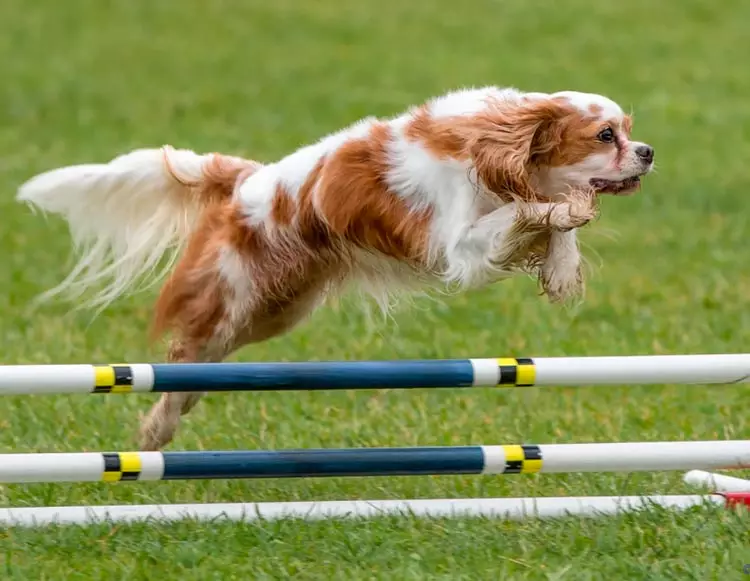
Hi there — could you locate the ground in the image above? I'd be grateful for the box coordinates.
[1,0,750,578]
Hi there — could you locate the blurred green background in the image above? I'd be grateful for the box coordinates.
[1,0,749,578]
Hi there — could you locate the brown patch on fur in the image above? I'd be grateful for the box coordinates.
[588,103,603,115]
[223,202,261,255]
[296,156,329,245]
[271,183,295,226]
[316,123,433,264]
[404,107,468,160]
[151,205,230,343]
[198,155,261,203]
[163,147,261,205]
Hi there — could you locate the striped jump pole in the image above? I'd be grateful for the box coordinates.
[1,353,750,395]
[1,441,748,484]
[3,493,750,527]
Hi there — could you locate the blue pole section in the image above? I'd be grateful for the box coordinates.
[152,360,477,392]
[161,447,486,479]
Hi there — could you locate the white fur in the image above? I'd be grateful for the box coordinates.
[551,91,623,119]
[17,147,211,310]
[427,86,523,118]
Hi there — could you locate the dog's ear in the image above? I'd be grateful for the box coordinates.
[469,99,569,202]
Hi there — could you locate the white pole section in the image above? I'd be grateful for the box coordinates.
[532,354,750,386]
[683,470,750,492]
[0,495,727,527]
[0,365,98,394]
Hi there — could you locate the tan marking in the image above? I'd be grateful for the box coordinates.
[404,107,468,160]
[270,183,295,226]
[151,204,232,343]
[296,156,329,244]
[316,123,433,263]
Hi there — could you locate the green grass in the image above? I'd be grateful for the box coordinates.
[1,0,750,577]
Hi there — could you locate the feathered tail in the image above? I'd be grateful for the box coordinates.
[17,146,258,311]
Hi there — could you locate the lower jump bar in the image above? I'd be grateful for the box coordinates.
[1,441,749,483]
[4,494,750,527]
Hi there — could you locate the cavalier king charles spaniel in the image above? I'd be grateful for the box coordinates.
[17,86,654,450]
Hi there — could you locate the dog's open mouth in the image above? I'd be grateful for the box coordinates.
[589,176,641,195]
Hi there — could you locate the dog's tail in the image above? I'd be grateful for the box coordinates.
[17,146,259,311]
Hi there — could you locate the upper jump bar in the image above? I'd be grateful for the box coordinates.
[1,354,749,396]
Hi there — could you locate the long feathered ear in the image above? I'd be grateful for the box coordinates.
[469,99,570,202]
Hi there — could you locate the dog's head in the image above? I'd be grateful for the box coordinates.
[468,90,654,201]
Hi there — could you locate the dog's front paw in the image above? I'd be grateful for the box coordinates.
[547,195,599,232]
[541,260,583,303]
[540,229,584,303]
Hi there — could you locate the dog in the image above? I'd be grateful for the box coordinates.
[17,86,654,450]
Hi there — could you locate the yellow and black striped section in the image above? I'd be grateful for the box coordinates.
[93,365,134,394]
[497,358,536,386]
[102,452,143,482]
[502,444,542,474]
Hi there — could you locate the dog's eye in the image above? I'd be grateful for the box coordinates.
[597,127,615,143]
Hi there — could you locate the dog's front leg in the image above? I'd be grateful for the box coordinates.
[444,197,596,293]
[445,201,563,287]
[538,191,598,302]
[540,229,583,302]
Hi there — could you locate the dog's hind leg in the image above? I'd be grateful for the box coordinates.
[136,194,339,451]
[136,202,243,451]
[138,291,327,451]
[138,337,232,451]
[136,250,332,450]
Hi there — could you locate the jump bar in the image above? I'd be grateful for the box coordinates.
[1,353,750,395]
[4,494,750,527]
[0,441,748,484]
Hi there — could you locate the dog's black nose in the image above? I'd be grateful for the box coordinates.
[635,145,654,164]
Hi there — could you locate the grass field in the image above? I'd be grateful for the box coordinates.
[1,0,750,578]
